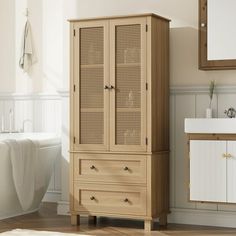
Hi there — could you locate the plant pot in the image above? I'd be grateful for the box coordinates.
[206,108,212,118]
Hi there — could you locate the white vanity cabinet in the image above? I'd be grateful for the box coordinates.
[185,118,236,204]
[189,138,236,203]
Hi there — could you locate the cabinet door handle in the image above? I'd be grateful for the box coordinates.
[124,198,129,202]
[227,153,232,158]
[123,166,129,171]
[90,165,96,170]
[104,85,109,90]
[222,153,233,159]
[90,196,95,200]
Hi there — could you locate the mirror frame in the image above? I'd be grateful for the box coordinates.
[199,0,236,70]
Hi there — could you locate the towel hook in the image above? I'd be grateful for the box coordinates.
[24,8,29,18]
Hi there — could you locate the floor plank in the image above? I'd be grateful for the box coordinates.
[1,203,236,235]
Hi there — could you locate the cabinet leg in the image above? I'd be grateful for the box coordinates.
[88,216,97,224]
[144,220,153,231]
[71,214,80,225]
[159,214,167,226]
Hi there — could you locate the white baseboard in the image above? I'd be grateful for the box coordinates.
[42,190,61,203]
[168,208,236,228]
[57,201,70,215]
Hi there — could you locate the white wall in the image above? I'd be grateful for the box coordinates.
[0,0,63,93]
[61,0,236,88]
[14,0,63,93]
[0,0,15,92]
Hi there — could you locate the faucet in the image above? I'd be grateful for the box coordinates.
[224,107,236,118]
[21,119,32,132]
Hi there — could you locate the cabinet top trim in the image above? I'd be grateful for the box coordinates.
[68,13,171,23]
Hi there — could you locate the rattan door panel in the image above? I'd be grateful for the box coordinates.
[73,21,109,151]
[110,18,147,152]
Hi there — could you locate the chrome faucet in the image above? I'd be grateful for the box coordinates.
[224,107,236,118]
[21,119,32,132]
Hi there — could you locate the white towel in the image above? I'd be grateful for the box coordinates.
[19,20,37,72]
[4,139,37,211]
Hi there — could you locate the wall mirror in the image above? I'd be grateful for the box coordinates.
[199,0,236,70]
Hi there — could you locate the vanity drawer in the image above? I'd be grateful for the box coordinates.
[73,154,147,184]
[73,183,147,216]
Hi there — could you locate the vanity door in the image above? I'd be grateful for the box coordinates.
[190,140,227,202]
[226,141,236,203]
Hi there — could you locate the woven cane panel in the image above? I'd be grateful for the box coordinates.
[80,27,104,65]
[79,27,104,144]
[116,67,141,108]
[80,68,103,108]
[115,25,141,64]
[80,112,104,144]
[116,112,141,145]
[115,24,141,145]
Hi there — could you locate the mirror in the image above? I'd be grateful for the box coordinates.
[199,0,236,70]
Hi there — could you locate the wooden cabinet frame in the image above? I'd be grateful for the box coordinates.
[69,14,170,231]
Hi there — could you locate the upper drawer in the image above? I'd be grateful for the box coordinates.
[73,154,147,184]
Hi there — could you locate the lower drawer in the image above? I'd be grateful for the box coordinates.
[73,183,147,216]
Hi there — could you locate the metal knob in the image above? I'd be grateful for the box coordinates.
[227,153,232,158]
[110,85,115,89]
[123,166,129,171]
[90,196,95,200]
[222,153,232,159]
[124,198,129,202]
[104,85,109,90]
[90,165,95,170]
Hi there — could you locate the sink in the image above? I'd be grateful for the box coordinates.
[185,118,236,134]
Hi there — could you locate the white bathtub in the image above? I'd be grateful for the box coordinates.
[0,132,61,220]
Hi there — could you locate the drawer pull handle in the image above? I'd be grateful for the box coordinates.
[90,196,95,200]
[124,166,129,171]
[90,165,96,170]
[124,198,129,202]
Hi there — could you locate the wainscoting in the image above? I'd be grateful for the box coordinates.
[8,87,236,227]
[169,85,236,227]
[58,86,236,227]
[0,93,62,202]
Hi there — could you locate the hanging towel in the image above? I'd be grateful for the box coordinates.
[4,139,37,211]
[19,20,37,72]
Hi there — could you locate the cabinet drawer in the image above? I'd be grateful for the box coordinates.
[73,183,147,216]
[73,154,147,184]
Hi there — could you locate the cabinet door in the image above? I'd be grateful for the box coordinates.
[227,141,236,203]
[190,140,226,202]
[73,21,109,150]
[109,18,147,152]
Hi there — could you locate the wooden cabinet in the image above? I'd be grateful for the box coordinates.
[189,136,236,203]
[69,14,170,231]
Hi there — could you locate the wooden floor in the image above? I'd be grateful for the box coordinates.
[1,203,236,235]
